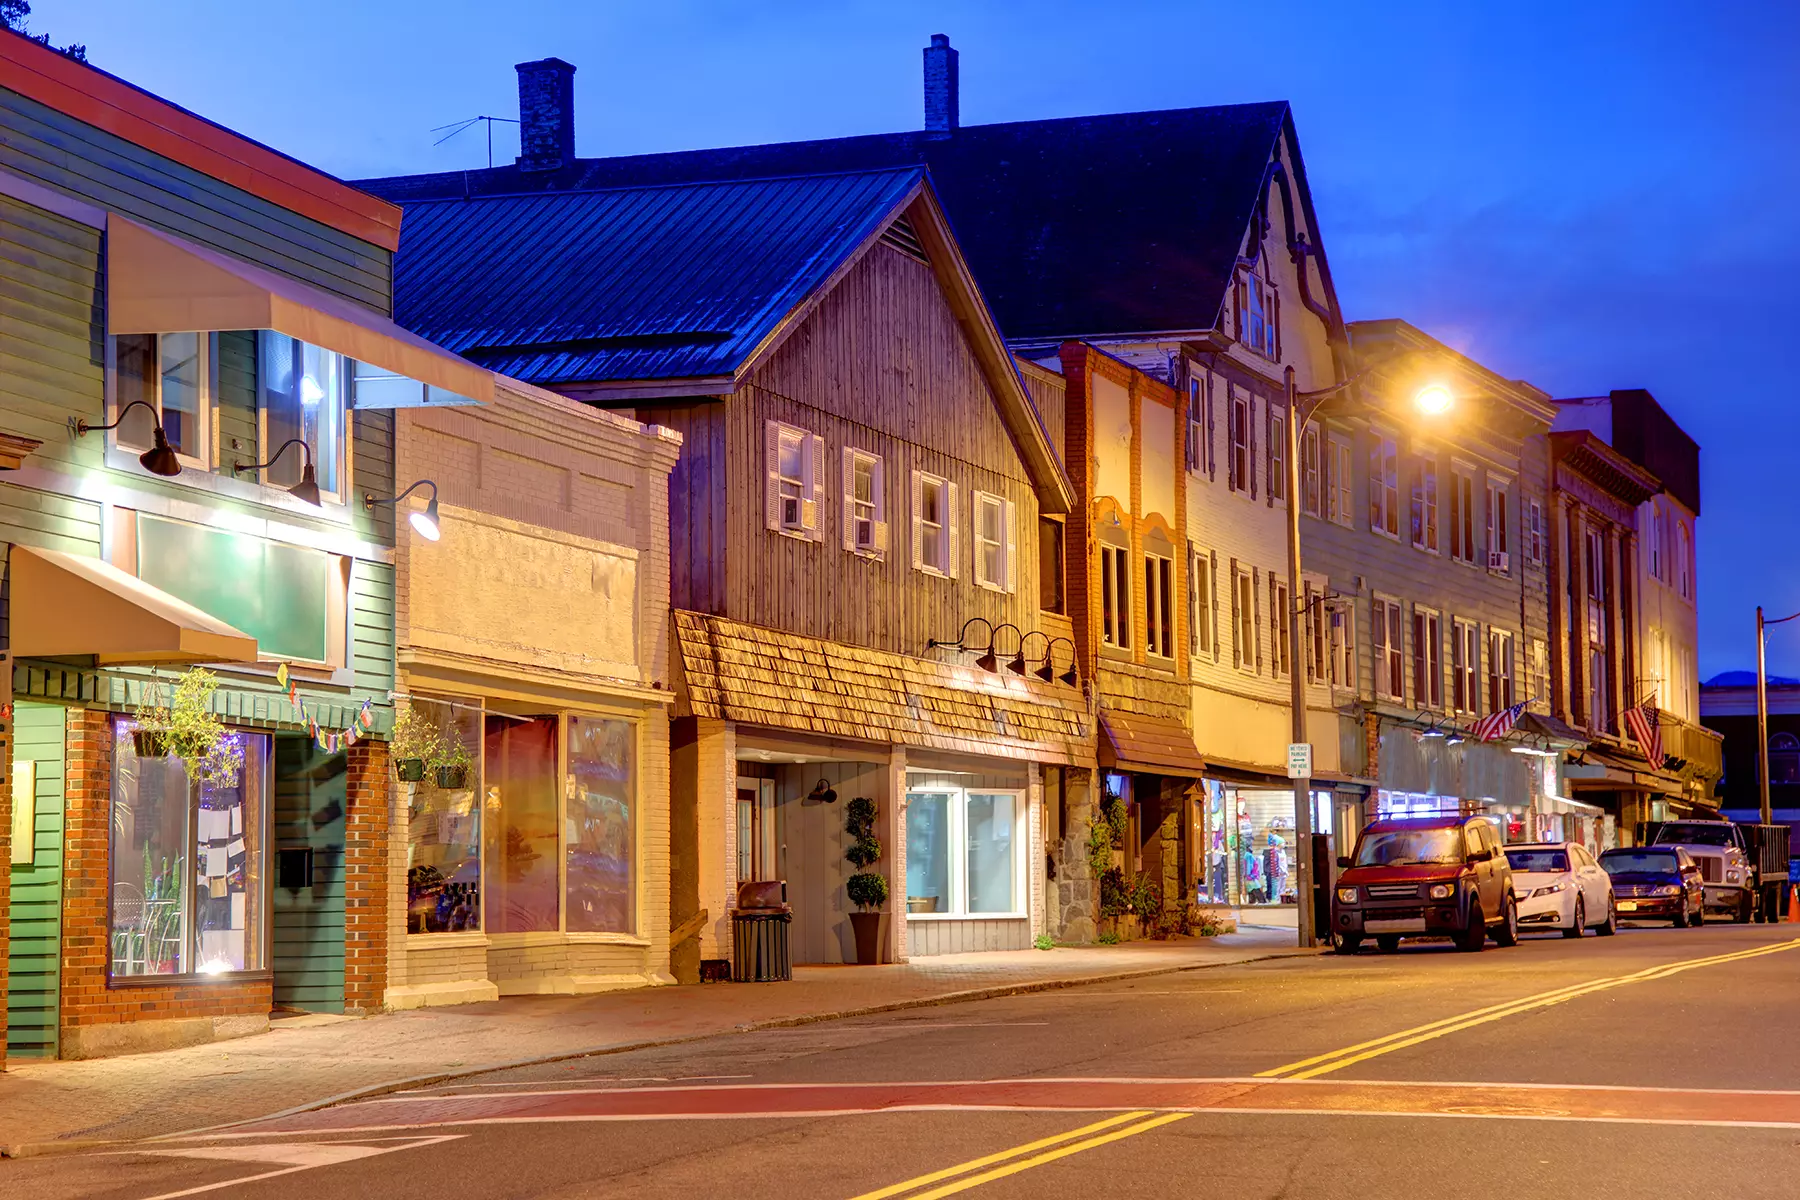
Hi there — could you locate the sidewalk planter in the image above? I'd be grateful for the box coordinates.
[849,911,888,965]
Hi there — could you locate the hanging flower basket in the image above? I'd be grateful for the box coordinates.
[395,758,427,783]
[133,669,242,785]
[433,764,468,789]
[133,728,166,759]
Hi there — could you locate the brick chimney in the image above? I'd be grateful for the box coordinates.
[923,34,958,136]
[515,57,577,172]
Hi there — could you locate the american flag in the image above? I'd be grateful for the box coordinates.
[1472,700,1527,742]
[1624,700,1664,766]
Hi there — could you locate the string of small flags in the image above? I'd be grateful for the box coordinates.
[275,662,375,752]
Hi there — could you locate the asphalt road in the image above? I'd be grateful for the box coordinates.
[10,922,1800,1199]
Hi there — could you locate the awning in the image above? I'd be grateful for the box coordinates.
[1099,710,1207,778]
[10,545,258,666]
[105,214,493,405]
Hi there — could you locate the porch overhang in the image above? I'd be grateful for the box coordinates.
[105,214,493,405]
[10,545,258,666]
[1099,711,1206,778]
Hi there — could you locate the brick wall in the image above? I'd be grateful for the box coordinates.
[58,709,268,1056]
[344,738,389,1013]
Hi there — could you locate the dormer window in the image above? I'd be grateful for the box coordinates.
[1236,270,1279,360]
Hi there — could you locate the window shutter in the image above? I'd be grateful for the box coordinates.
[1271,284,1282,361]
[1209,550,1220,660]
[1230,560,1241,669]
[946,481,960,579]
[910,470,924,570]
[1248,394,1259,500]
[874,518,890,555]
[1003,499,1018,593]
[1187,542,1199,656]
[1234,276,1247,343]
[802,433,824,539]
[841,447,857,551]
[1205,375,1217,481]
[1252,567,1263,673]
[764,421,782,531]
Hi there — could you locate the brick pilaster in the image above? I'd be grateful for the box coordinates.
[343,738,390,1013]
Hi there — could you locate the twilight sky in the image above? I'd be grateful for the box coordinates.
[38,0,1800,678]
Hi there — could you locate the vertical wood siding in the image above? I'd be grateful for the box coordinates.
[5,701,65,1056]
[271,737,347,1013]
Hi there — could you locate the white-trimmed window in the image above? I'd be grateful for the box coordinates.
[765,420,823,538]
[1449,463,1477,564]
[1486,476,1511,573]
[1325,432,1353,527]
[910,470,958,575]
[1269,577,1291,677]
[1488,629,1516,711]
[1145,551,1175,660]
[1527,499,1546,567]
[1677,521,1692,601]
[1329,599,1356,691]
[972,491,1016,592]
[1304,584,1327,684]
[1101,543,1131,649]
[1451,618,1480,714]
[1189,544,1217,659]
[904,786,1026,917]
[111,332,211,471]
[1228,387,1254,494]
[1237,270,1279,359]
[1186,376,1205,474]
[1372,596,1404,700]
[1369,432,1399,538]
[1232,566,1257,673]
[260,333,348,503]
[1529,638,1549,711]
[1301,426,1321,517]
[1412,605,1443,709]
[1268,410,1286,503]
[842,449,888,557]
[1409,451,1438,552]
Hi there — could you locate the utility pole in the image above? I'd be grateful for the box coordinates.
[1758,606,1771,826]
[1284,367,1314,947]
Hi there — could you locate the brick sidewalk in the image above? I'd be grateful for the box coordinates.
[0,929,1311,1155]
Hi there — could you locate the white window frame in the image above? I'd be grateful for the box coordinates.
[1412,604,1443,710]
[1268,409,1287,504]
[1145,550,1175,661]
[1329,598,1356,692]
[1677,521,1692,601]
[904,785,1028,919]
[1369,431,1400,539]
[106,332,214,474]
[1187,542,1213,658]
[910,470,958,576]
[1449,462,1477,565]
[1527,498,1546,567]
[1304,583,1327,685]
[1232,566,1257,673]
[1228,388,1253,494]
[258,332,351,507]
[1486,474,1512,574]
[1451,618,1481,715]
[1409,449,1438,553]
[1237,269,1279,359]
[1372,595,1405,701]
[766,420,823,539]
[1300,425,1321,517]
[1488,628,1516,712]
[842,448,888,558]
[1269,576,1291,678]
[1529,637,1549,711]
[1101,542,1131,650]
[1326,432,1354,527]
[971,490,1017,593]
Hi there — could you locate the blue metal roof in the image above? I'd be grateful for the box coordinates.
[390,167,924,385]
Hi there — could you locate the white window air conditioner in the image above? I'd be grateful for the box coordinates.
[1488,550,1510,572]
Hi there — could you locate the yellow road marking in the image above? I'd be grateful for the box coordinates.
[847,1110,1153,1200]
[1262,938,1800,1080]
[900,1112,1193,1199]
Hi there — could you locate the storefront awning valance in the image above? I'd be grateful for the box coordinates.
[10,545,259,666]
[105,214,494,405]
[1099,710,1207,778]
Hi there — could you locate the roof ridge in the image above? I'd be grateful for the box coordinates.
[402,164,927,207]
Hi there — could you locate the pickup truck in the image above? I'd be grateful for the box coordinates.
[1640,819,1792,922]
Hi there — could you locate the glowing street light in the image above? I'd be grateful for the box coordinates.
[1414,382,1454,416]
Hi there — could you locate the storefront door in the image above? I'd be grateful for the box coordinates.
[272,737,346,1013]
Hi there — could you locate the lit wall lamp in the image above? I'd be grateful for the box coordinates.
[69,399,182,477]
[234,437,320,506]
[1021,632,1081,688]
[988,623,1025,675]
[927,618,995,660]
[364,479,442,542]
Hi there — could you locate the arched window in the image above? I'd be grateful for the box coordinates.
[1770,733,1800,785]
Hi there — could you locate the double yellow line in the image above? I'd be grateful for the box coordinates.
[849,1110,1192,1200]
[1259,937,1800,1081]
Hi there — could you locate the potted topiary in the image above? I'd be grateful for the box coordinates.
[431,730,473,789]
[389,703,437,783]
[844,796,888,964]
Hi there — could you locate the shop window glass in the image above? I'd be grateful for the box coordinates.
[405,695,484,934]
[260,332,345,500]
[965,793,1017,913]
[566,715,637,934]
[109,719,269,978]
[484,715,559,933]
[905,792,952,914]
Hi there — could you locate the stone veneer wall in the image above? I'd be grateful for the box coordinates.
[1048,767,1098,942]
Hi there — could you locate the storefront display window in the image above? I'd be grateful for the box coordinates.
[485,715,560,933]
[405,694,483,934]
[905,785,1024,916]
[1202,785,1332,907]
[109,720,269,978]
[566,715,636,934]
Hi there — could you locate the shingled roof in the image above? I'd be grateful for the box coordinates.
[359,102,1295,343]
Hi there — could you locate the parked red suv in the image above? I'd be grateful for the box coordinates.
[1331,815,1519,954]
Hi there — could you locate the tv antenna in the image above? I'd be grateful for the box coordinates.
[431,115,519,169]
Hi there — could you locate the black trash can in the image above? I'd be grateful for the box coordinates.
[730,880,792,982]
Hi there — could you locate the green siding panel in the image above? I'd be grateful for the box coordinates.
[8,701,65,1057]
[271,737,345,1013]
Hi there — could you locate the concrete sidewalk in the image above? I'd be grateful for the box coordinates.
[0,928,1313,1155]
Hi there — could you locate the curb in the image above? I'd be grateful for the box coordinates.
[1,943,1320,1159]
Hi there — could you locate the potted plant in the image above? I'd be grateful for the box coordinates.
[431,730,473,789]
[843,796,888,964]
[389,703,437,783]
[133,669,242,784]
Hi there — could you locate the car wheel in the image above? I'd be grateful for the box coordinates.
[1563,896,1586,939]
[1691,902,1706,927]
[1673,903,1690,928]
[1375,934,1400,954]
[1332,932,1362,955]
[1493,895,1520,947]
[1595,896,1617,936]
[1736,893,1753,924]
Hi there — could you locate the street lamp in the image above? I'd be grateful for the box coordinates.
[1284,362,1452,948]
[1755,606,1800,825]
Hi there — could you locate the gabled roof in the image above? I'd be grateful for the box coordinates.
[358,102,1295,342]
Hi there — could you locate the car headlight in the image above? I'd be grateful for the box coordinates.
[1656,884,1683,896]
[1726,870,1741,883]
[1336,887,1358,904]
[1531,883,1567,898]
[1428,883,1454,900]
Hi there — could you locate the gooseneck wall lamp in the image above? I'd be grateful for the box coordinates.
[70,400,182,477]
[927,621,1080,689]
[234,438,321,506]
[364,479,442,542]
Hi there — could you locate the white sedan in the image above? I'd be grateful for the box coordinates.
[1504,842,1617,937]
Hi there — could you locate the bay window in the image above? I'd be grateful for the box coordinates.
[904,786,1023,917]
[110,719,270,979]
